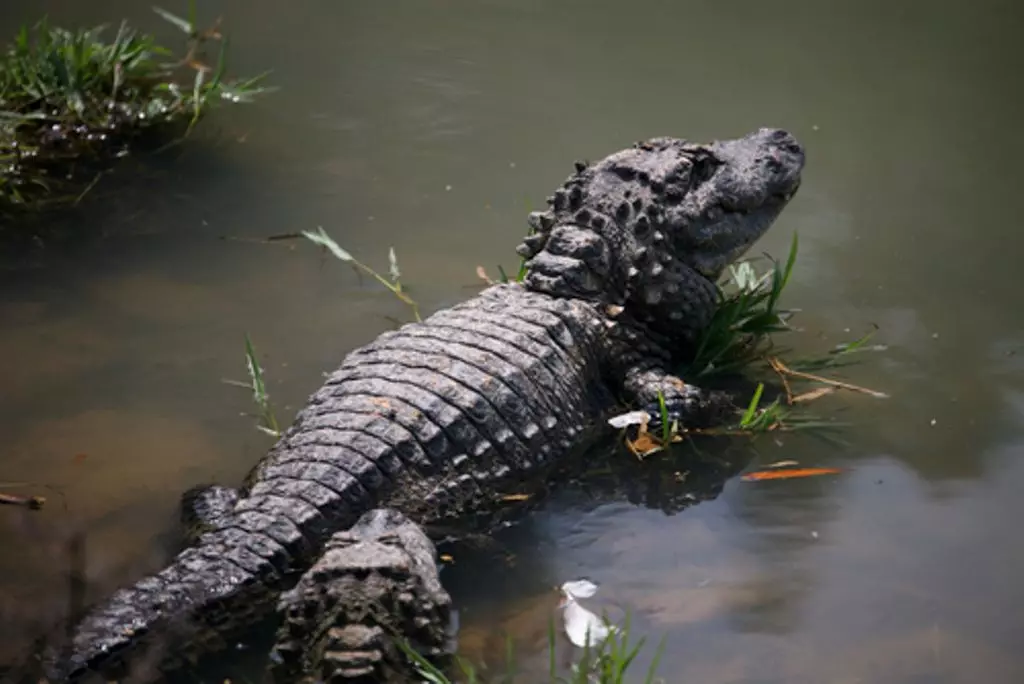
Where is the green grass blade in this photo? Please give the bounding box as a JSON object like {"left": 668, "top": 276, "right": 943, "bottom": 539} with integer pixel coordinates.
{"left": 301, "top": 226, "right": 355, "bottom": 262}
{"left": 739, "top": 382, "right": 765, "bottom": 428}
{"left": 657, "top": 391, "right": 670, "bottom": 444}
{"left": 151, "top": 6, "right": 194, "bottom": 35}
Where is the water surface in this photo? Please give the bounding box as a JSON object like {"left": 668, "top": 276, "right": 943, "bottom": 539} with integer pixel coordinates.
{"left": 1, "top": 1, "right": 1023, "bottom": 682}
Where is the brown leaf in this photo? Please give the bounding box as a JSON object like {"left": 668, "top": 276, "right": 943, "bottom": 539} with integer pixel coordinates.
{"left": 791, "top": 387, "right": 836, "bottom": 403}
{"left": 475, "top": 266, "right": 495, "bottom": 285}
{"left": 626, "top": 432, "right": 664, "bottom": 459}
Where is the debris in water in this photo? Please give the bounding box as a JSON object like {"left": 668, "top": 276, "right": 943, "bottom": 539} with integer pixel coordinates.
{"left": 740, "top": 467, "right": 842, "bottom": 482}
{"left": 791, "top": 386, "right": 836, "bottom": 403}
{"left": 476, "top": 265, "right": 495, "bottom": 285}
{"left": 0, "top": 492, "right": 45, "bottom": 509}
{"left": 768, "top": 356, "right": 889, "bottom": 400}
{"left": 607, "top": 410, "right": 650, "bottom": 429}
{"left": 558, "top": 579, "right": 618, "bottom": 648}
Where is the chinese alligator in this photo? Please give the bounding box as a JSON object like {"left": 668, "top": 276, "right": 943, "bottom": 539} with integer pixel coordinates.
{"left": 45, "top": 127, "right": 805, "bottom": 682}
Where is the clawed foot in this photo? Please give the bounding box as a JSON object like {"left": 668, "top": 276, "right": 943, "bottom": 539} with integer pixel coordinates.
{"left": 641, "top": 386, "right": 736, "bottom": 439}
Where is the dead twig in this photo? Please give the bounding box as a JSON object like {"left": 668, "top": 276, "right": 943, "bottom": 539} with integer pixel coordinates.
{"left": 768, "top": 356, "right": 889, "bottom": 400}
{"left": 0, "top": 492, "right": 45, "bottom": 509}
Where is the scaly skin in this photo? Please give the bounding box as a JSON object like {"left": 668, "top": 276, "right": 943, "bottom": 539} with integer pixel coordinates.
{"left": 269, "top": 508, "right": 453, "bottom": 684}
{"left": 45, "top": 128, "right": 804, "bottom": 682}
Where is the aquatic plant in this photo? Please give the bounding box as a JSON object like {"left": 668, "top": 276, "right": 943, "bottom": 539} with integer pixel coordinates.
{"left": 397, "top": 612, "right": 665, "bottom": 684}
{"left": 685, "top": 232, "right": 800, "bottom": 379}
{"left": 222, "top": 333, "right": 282, "bottom": 439}
{"left": 606, "top": 233, "right": 889, "bottom": 456}
{"left": 302, "top": 225, "right": 422, "bottom": 321}
{"left": 0, "top": 4, "right": 271, "bottom": 212}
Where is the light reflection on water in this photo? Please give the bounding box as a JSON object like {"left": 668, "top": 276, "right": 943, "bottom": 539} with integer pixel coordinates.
{"left": 1, "top": 0, "right": 1023, "bottom": 681}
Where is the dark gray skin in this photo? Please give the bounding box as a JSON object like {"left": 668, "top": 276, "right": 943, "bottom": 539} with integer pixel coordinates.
{"left": 44, "top": 127, "right": 804, "bottom": 682}
{"left": 269, "top": 508, "right": 453, "bottom": 684}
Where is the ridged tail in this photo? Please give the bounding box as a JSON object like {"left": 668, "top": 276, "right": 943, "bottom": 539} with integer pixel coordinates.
{"left": 50, "top": 464, "right": 374, "bottom": 681}
{"left": 51, "top": 284, "right": 603, "bottom": 681}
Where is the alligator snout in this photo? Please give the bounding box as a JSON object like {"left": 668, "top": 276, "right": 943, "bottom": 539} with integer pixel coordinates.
{"left": 755, "top": 127, "right": 805, "bottom": 199}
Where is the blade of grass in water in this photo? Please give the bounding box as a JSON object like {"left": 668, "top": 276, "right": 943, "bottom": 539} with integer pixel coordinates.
{"left": 242, "top": 333, "right": 280, "bottom": 437}
{"left": 301, "top": 226, "right": 422, "bottom": 322}
{"left": 739, "top": 382, "right": 765, "bottom": 428}
{"left": 657, "top": 391, "right": 671, "bottom": 445}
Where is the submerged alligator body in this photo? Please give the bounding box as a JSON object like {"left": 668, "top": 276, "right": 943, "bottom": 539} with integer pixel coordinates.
{"left": 47, "top": 127, "right": 805, "bottom": 682}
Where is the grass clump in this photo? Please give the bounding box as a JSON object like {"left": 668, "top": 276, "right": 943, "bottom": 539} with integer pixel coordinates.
{"left": 612, "top": 232, "right": 887, "bottom": 456}
{"left": 0, "top": 4, "right": 271, "bottom": 211}
{"left": 686, "top": 232, "right": 800, "bottom": 379}
{"left": 397, "top": 614, "right": 665, "bottom": 684}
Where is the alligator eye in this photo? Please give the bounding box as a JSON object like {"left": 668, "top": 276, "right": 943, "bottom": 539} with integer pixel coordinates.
{"left": 691, "top": 156, "right": 717, "bottom": 187}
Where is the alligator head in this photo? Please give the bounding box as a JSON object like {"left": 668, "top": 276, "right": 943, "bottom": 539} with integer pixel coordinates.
{"left": 517, "top": 127, "right": 805, "bottom": 342}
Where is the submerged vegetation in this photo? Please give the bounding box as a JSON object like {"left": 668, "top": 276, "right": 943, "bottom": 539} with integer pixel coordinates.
{"left": 0, "top": 4, "right": 270, "bottom": 213}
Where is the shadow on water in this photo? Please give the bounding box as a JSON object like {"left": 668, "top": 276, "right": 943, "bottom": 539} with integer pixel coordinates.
{"left": 2, "top": 0, "right": 1024, "bottom": 682}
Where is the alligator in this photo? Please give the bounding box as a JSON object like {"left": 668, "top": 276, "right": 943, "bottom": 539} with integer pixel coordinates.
{"left": 43, "top": 127, "right": 805, "bottom": 682}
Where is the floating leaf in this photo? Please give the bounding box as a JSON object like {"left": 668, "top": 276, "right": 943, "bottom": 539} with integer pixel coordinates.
{"left": 475, "top": 265, "right": 494, "bottom": 285}
{"left": 740, "top": 467, "right": 842, "bottom": 482}
{"left": 561, "top": 579, "right": 600, "bottom": 599}
{"left": 607, "top": 410, "right": 650, "bottom": 429}
{"left": 625, "top": 432, "right": 664, "bottom": 458}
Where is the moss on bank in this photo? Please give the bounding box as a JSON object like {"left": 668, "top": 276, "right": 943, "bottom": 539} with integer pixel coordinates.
{"left": 0, "top": 5, "right": 270, "bottom": 214}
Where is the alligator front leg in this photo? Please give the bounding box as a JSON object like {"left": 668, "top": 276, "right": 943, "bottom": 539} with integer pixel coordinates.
{"left": 619, "top": 364, "right": 735, "bottom": 435}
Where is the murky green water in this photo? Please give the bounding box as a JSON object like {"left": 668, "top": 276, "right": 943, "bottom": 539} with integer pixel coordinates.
{"left": 2, "top": 0, "right": 1023, "bottom": 681}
